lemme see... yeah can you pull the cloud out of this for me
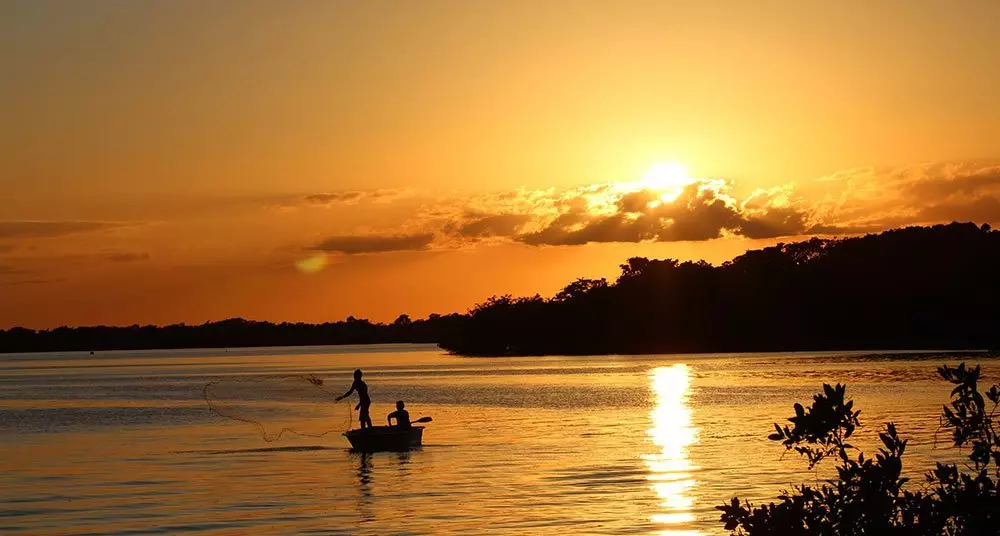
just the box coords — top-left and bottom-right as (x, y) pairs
(0, 264), (52, 286)
(737, 208), (810, 239)
(303, 192), (367, 205)
(915, 196), (1000, 223)
(737, 187), (811, 239)
(805, 223), (888, 236)
(906, 167), (1000, 201)
(0, 221), (127, 239)
(814, 161), (1000, 230)
(106, 252), (150, 263)
(314, 176), (828, 250)
(313, 233), (436, 254)
(278, 189), (413, 209)
(517, 179), (811, 246)
(0, 277), (67, 286)
(902, 166), (1000, 225)
(455, 213), (532, 238)
(0, 244), (14, 254)
(521, 213), (650, 245)
(0, 264), (31, 275)
(292, 160), (1000, 255)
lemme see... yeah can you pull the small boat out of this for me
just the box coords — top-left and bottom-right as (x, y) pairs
(343, 425), (424, 452)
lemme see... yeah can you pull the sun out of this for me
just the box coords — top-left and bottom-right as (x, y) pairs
(598, 161), (697, 212)
(638, 162), (695, 203)
(642, 162), (690, 189)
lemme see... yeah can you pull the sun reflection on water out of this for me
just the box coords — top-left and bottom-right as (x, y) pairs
(645, 364), (701, 535)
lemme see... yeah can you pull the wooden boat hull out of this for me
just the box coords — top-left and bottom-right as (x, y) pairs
(343, 426), (424, 452)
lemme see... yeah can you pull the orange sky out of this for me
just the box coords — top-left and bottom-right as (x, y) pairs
(2, 1), (999, 329)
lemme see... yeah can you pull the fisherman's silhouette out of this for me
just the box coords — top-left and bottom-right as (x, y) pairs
(387, 400), (411, 429)
(336, 369), (372, 429)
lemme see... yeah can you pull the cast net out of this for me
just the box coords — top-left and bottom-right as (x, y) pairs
(204, 375), (355, 442)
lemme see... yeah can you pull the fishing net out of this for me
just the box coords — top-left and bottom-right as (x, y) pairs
(204, 375), (355, 442)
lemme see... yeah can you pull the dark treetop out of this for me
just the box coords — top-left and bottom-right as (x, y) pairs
(1, 222), (997, 355)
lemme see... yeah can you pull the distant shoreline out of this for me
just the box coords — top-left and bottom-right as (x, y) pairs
(1, 342), (994, 360)
(0, 342), (440, 357)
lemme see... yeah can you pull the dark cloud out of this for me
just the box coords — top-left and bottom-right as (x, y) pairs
(262, 190), (410, 209)
(739, 207), (810, 239)
(816, 162), (1000, 233)
(897, 167), (1000, 226)
(106, 252), (150, 263)
(313, 233), (435, 254)
(617, 190), (659, 213)
(658, 187), (745, 241)
(457, 214), (532, 238)
(294, 189), (409, 207)
(915, 196), (1000, 224)
(0, 277), (67, 286)
(521, 213), (647, 246)
(0, 264), (50, 286)
(806, 223), (888, 236)
(907, 168), (1000, 201)
(0, 221), (125, 239)
(302, 192), (366, 205)
(0, 244), (14, 254)
(519, 183), (773, 245)
(0, 264), (31, 275)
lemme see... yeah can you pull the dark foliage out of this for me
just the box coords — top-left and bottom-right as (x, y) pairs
(438, 222), (1000, 355)
(0, 314), (465, 353)
(718, 363), (1000, 535)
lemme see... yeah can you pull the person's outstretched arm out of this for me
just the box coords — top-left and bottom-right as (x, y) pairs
(335, 384), (356, 401)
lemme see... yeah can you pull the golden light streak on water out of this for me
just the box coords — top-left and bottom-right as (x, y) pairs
(645, 364), (702, 535)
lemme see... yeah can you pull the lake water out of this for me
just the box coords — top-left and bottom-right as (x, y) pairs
(1, 345), (993, 535)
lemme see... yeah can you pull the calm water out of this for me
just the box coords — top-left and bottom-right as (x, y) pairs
(1, 345), (993, 535)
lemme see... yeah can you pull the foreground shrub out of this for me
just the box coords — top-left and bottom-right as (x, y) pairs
(718, 363), (1000, 535)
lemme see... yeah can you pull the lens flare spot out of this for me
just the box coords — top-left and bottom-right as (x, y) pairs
(295, 253), (328, 274)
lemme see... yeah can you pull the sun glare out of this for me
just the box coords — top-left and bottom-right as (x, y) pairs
(638, 162), (696, 203)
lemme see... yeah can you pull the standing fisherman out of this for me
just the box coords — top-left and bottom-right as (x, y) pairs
(336, 369), (372, 429)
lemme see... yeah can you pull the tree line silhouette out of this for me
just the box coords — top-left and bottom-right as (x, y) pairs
(438, 222), (1000, 355)
(0, 314), (465, 353)
(1, 222), (997, 354)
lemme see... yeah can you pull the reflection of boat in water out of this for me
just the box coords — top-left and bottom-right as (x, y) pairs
(343, 426), (424, 452)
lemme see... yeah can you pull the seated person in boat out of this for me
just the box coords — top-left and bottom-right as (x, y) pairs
(387, 400), (411, 429)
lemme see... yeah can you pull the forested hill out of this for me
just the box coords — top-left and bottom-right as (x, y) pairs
(438, 222), (1000, 355)
(2, 222), (998, 355)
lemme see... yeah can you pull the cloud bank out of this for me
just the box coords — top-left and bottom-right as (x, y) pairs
(0, 221), (126, 239)
(814, 161), (1000, 230)
(270, 189), (414, 209)
(301, 161), (1000, 254)
(313, 233), (436, 254)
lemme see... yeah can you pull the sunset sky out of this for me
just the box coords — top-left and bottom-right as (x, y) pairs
(2, 1), (999, 329)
